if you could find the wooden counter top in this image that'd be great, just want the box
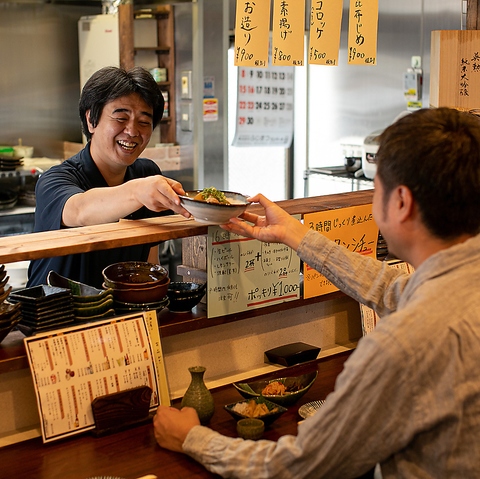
[0,352,352,478]
[0,190,373,264]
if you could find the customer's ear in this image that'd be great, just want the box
[395,185,414,223]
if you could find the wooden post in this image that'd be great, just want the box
[466,0,480,30]
[118,3,134,70]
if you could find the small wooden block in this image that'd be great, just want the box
[91,386,153,437]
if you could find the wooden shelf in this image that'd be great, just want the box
[119,4,176,144]
[0,290,348,375]
[0,191,374,375]
[157,290,347,337]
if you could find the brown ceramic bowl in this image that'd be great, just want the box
[102,262,168,290]
[104,277,170,304]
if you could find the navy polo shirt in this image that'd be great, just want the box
[27,143,170,289]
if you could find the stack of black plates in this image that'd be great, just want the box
[114,296,169,315]
[18,189,36,207]
[0,264,22,343]
[9,285,75,336]
[0,155,23,171]
[0,301,22,342]
[0,190,18,210]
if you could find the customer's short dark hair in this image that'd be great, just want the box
[79,66,164,141]
[376,107,480,239]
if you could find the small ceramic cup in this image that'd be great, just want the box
[236,418,265,440]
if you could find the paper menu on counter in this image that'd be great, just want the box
[24,311,168,443]
[206,224,301,318]
[303,204,379,299]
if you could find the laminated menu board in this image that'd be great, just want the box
[303,204,378,299]
[24,311,168,443]
[207,224,301,318]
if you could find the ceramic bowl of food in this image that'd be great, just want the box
[224,398,287,427]
[167,282,206,313]
[233,371,318,407]
[180,188,250,225]
[102,262,168,290]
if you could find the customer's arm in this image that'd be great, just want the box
[154,329,420,479]
[154,406,200,453]
[222,194,310,251]
[224,194,408,316]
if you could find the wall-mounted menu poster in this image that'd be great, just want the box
[206,224,301,319]
[24,311,168,443]
[303,204,378,299]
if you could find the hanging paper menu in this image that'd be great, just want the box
[234,0,271,67]
[272,0,305,66]
[206,224,301,319]
[347,0,379,65]
[309,0,344,66]
[303,204,378,299]
[24,311,168,443]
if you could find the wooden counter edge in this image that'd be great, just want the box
[0,190,374,264]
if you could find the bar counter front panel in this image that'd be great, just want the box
[0,353,351,479]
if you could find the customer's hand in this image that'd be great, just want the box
[153,405,200,453]
[221,194,310,251]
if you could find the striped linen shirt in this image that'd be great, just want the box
[183,229,480,478]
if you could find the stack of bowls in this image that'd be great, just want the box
[0,265,22,343]
[102,262,170,313]
[47,271,115,322]
[167,282,207,313]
